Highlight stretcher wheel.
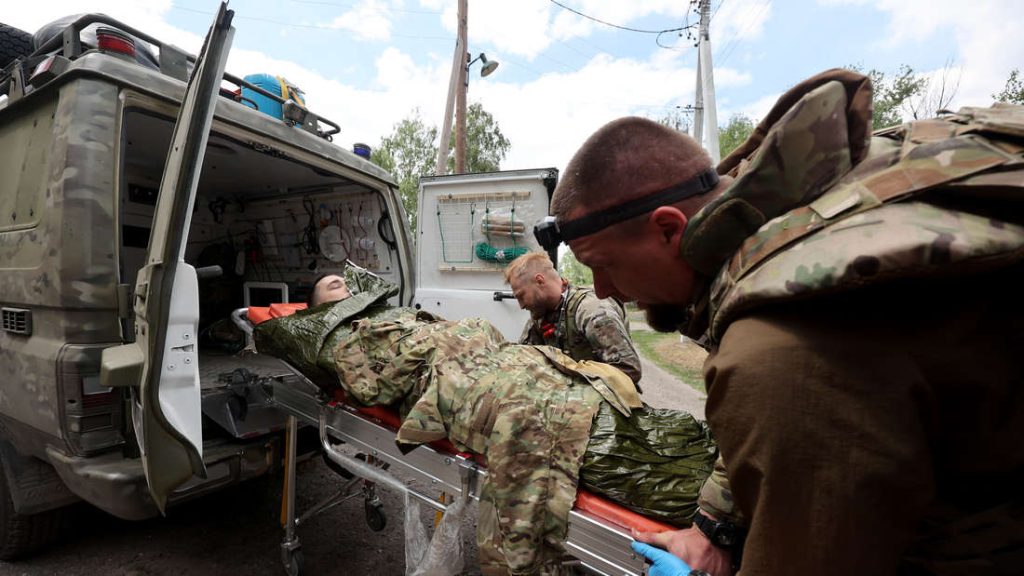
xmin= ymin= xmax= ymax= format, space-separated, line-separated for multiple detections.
xmin=365 ymin=499 xmax=386 ymax=532
xmin=283 ymin=547 xmax=304 ymax=576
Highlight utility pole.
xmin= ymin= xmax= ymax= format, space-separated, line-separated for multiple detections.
xmin=454 ymin=0 xmax=469 ymax=174
xmin=436 ymin=0 xmax=467 ymax=175
xmin=692 ymin=47 xmax=703 ymax=146
xmin=694 ymin=0 xmax=720 ymax=164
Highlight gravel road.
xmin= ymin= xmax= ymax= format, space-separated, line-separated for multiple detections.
xmin=0 ymin=350 xmax=704 ymax=576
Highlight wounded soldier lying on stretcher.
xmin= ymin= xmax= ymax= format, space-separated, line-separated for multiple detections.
xmin=255 ymin=268 xmax=716 ymax=575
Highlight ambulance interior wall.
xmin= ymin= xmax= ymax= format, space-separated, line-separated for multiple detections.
xmin=119 ymin=111 xmax=401 ymax=350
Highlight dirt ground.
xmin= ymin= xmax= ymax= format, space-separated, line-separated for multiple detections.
xmin=0 ymin=349 xmax=703 ymax=576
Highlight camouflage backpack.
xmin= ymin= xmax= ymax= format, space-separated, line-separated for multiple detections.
xmin=679 ymin=69 xmax=1024 ymax=343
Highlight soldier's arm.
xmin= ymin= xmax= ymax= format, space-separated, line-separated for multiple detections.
xmin=697 ymin=455 xmax=746 ymax=525
xmin=576 ymin=299 xmax=643 ymax=383
xmin=705 ymin=309 xmax=934 ymax=574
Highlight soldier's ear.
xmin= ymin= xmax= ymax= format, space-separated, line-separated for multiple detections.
xmin=534 ymin=273 xmax=546 ymax=285
xmin=650 ymin=206 xmax=688 ymax=248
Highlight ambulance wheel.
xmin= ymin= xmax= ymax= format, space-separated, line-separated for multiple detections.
xmin=365 ymin=499 xmax=386 ymax=532
xmin=0 ymin=23 xmax=34 ymax=68
xmin=283 ymin=547 xmax=304 ymax=576
xmin=0 ymin=455 xmax=67 ymax=560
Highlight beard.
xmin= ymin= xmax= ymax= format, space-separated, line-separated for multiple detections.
xmin=644 ymin=304 xmax=690 ymax=333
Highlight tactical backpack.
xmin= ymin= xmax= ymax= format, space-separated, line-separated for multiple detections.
xmin=679 ymin=69 xmax=1024 ymax=343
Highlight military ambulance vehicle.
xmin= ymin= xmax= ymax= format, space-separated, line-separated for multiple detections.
xmin=0 ymin=5 xmax=553 ymax=559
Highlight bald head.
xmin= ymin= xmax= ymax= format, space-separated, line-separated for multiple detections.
xmin=551 ymin=117 xmax=712 ymax=220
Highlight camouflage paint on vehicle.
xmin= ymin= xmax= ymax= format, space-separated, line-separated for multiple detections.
xmin=0 ymin=78 xmax=121 ymax=446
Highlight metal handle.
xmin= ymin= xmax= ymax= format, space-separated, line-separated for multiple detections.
xmin=493 ymin=291 xmax=516 ymax=302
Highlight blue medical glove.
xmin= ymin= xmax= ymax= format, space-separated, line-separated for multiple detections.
xmin=631 ymin=541 xmax=695 ymax=576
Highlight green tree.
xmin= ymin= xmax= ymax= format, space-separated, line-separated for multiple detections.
xmin=851 ymin=64 xmax=927 ymax=130
xmin=370 ymin=109 xmax=437 ymax=234
xmin=993 ymin=68 xmax=1024 ymax=104
xmin=718 ymin=114 xmax=755 ymax=158
xmin=373 ymin=103 xmax=511 ymax=235
xmin=558 ymin=249 xmax=593 ymax=287
xmin=447 ymin=102 xmax=512 ymax=173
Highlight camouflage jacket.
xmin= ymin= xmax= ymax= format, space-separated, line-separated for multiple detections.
xmin=333 ymin=314 xmax=639 ymax=575
xmin=679 ymin=69 xmax=1024 ymax=344
xmin=520 ymin=286 xmax=642 ymax=384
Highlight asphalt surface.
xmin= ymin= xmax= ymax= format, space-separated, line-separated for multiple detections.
xmin=0 ymin=353 xmax=702 ymax=576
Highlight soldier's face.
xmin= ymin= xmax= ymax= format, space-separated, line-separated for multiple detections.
xmin=569 ymin=210 xmax=697 ymax=313
xmin=510 ymin=274 xmax=555 ymax=319
xmin=311 ymin=275 xmax=352 ymax=306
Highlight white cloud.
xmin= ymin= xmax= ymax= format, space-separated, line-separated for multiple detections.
xmin=323 ymin=0 xmax=395 ymax=41
xmin=819 ymin=0 xmax=1024 ymax=108
xmin=711 ymin=0 xmax=773 ymax=63
xmin=421 ymin=0 xmax=692 ymax=60
xmin=466 ymin=51 xmax=701 ymax=170
xmin=1 ymin=0 xmax=173 ymax=35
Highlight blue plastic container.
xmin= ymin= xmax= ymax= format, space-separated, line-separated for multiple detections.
xmin=353 ymin=143 xmax=372 ymax=159
xmin=242 ymin=73 xmax=284 ymax=120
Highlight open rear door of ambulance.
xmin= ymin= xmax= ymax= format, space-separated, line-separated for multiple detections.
xmin=100 ymin=3 xmax=234 ymax=512
xmin=413 ymin=168 xmax=558 ymax=340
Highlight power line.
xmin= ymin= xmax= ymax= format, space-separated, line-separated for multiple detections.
xmin=711 ymin=0 xmax=725 ymax=23
xmin=288 ymin=0 xmax=443 ymax=15
xmin=547 ymin=0 xmax=695 ymax=34
xmin=714 ymin=0 xmax=771 ymax=66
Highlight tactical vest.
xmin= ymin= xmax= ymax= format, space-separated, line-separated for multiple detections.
xmin=559 ymin=286 xmax=598 ymax=361
xmin=533 ymin=286 xmax=606 ymax=361
xmin=679 ymin=70 xmax=1024 ymax=343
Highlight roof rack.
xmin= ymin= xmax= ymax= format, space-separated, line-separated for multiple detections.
xmin=4 ymin=12 xmax=341 ymax=141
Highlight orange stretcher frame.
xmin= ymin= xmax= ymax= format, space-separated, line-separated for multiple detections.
xmin=241 ymin=305 xmax=673 ymax=575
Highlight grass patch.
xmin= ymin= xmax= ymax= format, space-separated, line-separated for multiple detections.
xmin=630 ymin=329 xmax=707 ymax=393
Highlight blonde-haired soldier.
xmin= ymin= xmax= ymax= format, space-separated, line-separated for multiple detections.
xmin=504 ymin=252 xmax=641 ymax=385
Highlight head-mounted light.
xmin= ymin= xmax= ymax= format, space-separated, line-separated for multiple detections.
xmin=533 ymin=168 xmax=719 ymax=251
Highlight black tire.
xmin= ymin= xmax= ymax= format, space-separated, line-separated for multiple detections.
xmin=283 ymin=547 xmax=304 ymax=576
xmin=0 ymin=463 xmax=66 ymax=561
xmin=0 ymin=23 xmax=34 ymax=69
xmin=364 ymin=499 xmax=386 ymax=532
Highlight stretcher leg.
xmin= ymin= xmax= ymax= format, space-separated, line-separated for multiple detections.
xmin=281 ymin=414 xmax=304 ymax=576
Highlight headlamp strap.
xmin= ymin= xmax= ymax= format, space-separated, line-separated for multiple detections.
xmin=558 ymin=169 xmax=719 ymax=242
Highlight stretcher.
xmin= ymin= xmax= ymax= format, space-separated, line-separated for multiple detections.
xmin=233 ymin=306 xmax=677 ymax=576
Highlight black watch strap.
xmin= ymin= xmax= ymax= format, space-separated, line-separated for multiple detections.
xmin=693 ymin=512 xmax=742 ymax=549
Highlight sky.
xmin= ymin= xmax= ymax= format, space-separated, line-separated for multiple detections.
xmin=5 ymin=0 xmax=1021 ymax=172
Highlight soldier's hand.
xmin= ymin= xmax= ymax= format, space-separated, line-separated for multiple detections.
xmin=631 ymin=541 xmax=696 ymax=576
xmin=632 ymin=527 xmax=732 ymax=576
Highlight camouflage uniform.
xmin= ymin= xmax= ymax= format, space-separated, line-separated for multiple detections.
xmin=678 ymin=69 xmax=1024 ymax=574
xmin=334 ymin=314 xmax=642 ymax=575
xmin=520 ymin=285 xmax=643 ymax=384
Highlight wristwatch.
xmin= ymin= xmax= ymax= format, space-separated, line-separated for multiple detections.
xmin=692 ymin=512 xmax=743 ymax=549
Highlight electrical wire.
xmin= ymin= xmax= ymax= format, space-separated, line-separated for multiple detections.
xmin=547 ymin=0 xmax=695 ymax=35
xmin=716 ymin=0 xmax=772 ymax=67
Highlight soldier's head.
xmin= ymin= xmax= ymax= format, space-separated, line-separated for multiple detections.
xmin=550 ymin=117 xmax=730 ymax=331
xmin=308 ymin=273 xmax=352 ymax=307
xmin=504 ymin=252 xmax=567 ymax=320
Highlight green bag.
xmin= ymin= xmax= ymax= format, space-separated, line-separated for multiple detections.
xmin=580 ymin=403 xmax=717 ymax=527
